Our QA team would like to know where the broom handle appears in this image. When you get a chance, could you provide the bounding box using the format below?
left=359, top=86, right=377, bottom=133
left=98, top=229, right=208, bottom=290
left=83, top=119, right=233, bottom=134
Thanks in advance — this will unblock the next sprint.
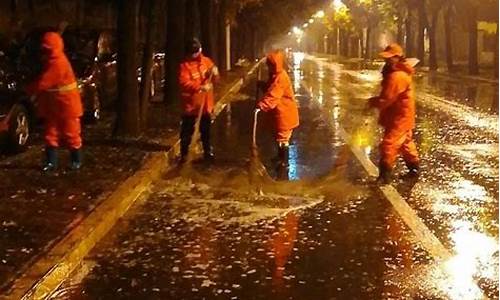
left=196, top=69, right=215, bottom=122
left=252, top=109, right=259, bottom=147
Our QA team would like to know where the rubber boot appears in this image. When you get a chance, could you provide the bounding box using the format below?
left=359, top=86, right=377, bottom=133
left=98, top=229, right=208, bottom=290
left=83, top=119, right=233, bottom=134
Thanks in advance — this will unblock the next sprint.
left=42, top=147, right=58, bottom=172
left=200, top=115, right=214, bottom=162
left=70, top=148, right=82, bottom=170
left=278, top=144, right=289, bottom=167
left=405, top=161, right=420, bottom=178
left=377, top=164, right=392, bottom=184
left=203, top=148, right=215, bottom=162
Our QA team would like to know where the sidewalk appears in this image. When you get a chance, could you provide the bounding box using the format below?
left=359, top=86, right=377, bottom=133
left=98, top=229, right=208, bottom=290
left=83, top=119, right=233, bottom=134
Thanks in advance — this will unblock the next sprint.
left=0, top=64, right=256, bottom=296
left=312, top=52, right=498, bottom=84
left=419, top=66, right=499, bottom=85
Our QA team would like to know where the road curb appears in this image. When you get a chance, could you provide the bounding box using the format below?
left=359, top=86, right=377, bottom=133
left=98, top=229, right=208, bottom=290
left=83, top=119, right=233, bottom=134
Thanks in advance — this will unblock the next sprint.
left=3, top=60, right=264, bottom=300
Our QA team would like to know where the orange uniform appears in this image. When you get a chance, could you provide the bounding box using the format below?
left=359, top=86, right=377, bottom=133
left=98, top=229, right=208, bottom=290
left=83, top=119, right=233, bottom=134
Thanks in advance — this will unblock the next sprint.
left=257, top=51, right=299, bottom=144
left=178, top=45, right=219, bottom=161
left=370, top=59, right=419, bottom=171
left=179, top=53, right=218, bottom=116
left=27, top=32, right=83, bottom=150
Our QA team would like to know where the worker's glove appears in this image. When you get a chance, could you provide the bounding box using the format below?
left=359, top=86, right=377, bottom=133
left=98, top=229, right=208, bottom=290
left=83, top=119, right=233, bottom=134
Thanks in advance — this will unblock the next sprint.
left=211, top=66, right=219, bottom=77
left=254, top=108, right=261, bottom=114
left=200, top=83, right=213, bottom=92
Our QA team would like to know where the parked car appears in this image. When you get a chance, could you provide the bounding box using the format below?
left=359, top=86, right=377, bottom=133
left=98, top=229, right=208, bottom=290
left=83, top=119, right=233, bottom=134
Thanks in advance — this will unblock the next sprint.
left=0, top=28, right=164, bottom=152
left=0, top=49, right=32, bottom=152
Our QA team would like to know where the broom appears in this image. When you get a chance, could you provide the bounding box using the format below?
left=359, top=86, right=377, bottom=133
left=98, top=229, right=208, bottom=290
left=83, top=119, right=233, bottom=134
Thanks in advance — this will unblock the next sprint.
left=185, top=70, right=214, bottom=163
left=248, top=67, right=268, bottom=182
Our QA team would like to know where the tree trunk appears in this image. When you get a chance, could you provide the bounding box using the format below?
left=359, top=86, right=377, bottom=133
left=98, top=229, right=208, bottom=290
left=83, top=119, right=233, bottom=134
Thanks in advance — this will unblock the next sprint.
left=164, top=0, right=186, bottom=104
left=199, top=0, right=215, bottom=58
left=28, top=0, right=36, bottom=19
left=495, top=23, right=498, bottom=78
left=416, top=0, right=427, bottom=64
left=405, top=13, right=414, bottom=56
left=139, top=0, right=159, bottom=128
left=114, top=0, right=140, bottom=138
left=10, top=0, right=18, bottom=22
left=397, top=16, right=404, bottom=45
left=468, top=6, right=479, bottom=75
left=444, top=5, right=454, bottom=71
left=185, top=0, right=201, bottom=40
left=217, top=0, right=227, bottom=70
left=76, top=0, right=85, bottom=27
left=364, top=26, right=371, bottom=59
left=428, top=11, right=439, bottom=71
left=335, top=26, right=340, bottom=55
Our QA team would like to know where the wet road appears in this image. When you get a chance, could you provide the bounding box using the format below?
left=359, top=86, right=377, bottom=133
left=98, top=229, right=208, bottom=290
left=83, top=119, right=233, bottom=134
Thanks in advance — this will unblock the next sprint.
left=52, top=54, right=498, bottom=299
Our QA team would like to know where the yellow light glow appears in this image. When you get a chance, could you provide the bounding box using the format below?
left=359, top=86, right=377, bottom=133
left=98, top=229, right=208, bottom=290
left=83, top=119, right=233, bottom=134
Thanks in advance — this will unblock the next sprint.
left=314, top=10, right=325, bottom=18
left=332, top=0, right=346, bottom=10
left=442, top=220, right=498, bottom=299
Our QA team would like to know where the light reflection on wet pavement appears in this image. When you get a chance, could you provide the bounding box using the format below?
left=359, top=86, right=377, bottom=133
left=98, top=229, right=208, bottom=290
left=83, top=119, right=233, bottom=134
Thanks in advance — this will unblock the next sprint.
left=53, top=53, right=498, bottom=299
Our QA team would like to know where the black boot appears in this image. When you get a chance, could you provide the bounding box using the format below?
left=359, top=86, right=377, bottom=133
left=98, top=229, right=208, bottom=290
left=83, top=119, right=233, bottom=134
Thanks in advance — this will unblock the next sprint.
left=200, top=115, right=214, bottom=162
left=405, top=161, right=420, bottom=178
left=42, top=147, right=58, bottom=172
left=278, top=144, right=289, bottom=167
left=70, top=148, right=82, bottom=170
left=377, top=164, right=392, bottom=184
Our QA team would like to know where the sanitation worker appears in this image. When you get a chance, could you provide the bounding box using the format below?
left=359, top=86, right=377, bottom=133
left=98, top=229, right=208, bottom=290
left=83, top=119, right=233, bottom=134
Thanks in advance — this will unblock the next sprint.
left=368, top=43, right=420, bottom=184
left=178, top=38, right=219, bottom=163
left=27, top=31, right=83, bottom=172
left=256, top=50, right=299, bottom=167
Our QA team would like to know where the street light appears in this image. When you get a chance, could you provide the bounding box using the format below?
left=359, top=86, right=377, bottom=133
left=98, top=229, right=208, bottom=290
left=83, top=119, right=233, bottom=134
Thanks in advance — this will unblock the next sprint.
left=332, top=0, right=346, bottom=10
left=308, top=18, right=314, bottom=24
left=314, top=10, right=325, bottom=18
left=292, top=26, right=303, bottom=35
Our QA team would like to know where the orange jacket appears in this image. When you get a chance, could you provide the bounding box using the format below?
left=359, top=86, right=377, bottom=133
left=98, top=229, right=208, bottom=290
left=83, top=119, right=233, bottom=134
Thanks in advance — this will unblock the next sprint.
left=369, top=59, right=416, bottom=132
left=257, top=51, right=299, bottom=132
left=26, top=32, right=82, bottom=119
left=179, top=53, right=219, bottom=116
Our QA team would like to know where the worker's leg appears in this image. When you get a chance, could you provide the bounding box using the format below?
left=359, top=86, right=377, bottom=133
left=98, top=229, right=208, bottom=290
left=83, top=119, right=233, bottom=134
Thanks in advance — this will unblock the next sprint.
left=199, top=114, right=213, bottom=160
left=180, top=115, right=196, bottom=162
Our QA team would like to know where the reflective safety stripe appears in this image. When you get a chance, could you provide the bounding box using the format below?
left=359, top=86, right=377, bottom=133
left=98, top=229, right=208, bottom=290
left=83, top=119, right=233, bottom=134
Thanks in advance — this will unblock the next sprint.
left=47, top=82, right=78, bottom=92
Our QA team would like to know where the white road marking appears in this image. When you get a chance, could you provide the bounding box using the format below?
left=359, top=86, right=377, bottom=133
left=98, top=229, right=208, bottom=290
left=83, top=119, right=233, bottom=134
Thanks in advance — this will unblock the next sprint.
left=302, top=55, right=489, bottom=299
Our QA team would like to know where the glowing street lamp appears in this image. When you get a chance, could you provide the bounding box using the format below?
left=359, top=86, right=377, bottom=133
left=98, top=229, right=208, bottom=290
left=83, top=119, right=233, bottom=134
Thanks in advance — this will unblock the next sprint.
left=332, top=0, right=346, bottom=10
left=308, top=18, right=314, bottom=24
left=314, top=10, right=325, bottom=18
left=303, top=23, right=309, bottom=28
left=292, top=26, right=303, bottom=35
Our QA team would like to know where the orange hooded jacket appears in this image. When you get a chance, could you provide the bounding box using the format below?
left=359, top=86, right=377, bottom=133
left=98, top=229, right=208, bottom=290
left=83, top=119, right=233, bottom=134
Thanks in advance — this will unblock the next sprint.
left=369, top=59, right=417, bottom=132
left=179, top=53, right=218, bottom=116
left=26, top=32, right=82, bottom=119
left=257, top=51, right=299, bottom=132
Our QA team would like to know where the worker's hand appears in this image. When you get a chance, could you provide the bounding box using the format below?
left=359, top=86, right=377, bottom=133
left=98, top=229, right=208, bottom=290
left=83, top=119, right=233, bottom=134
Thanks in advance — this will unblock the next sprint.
left=211, top=66, right=219, bottom=77
left=254, top=108, right=261, bottom=114
left=200, top=83, right=213, bottom=92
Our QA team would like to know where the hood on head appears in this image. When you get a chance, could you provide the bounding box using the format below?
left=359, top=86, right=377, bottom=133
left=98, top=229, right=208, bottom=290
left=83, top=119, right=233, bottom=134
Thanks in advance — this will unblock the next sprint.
left=41, top=32, right=64, bottom=58
left=266, top=50, right=285, bottom=75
